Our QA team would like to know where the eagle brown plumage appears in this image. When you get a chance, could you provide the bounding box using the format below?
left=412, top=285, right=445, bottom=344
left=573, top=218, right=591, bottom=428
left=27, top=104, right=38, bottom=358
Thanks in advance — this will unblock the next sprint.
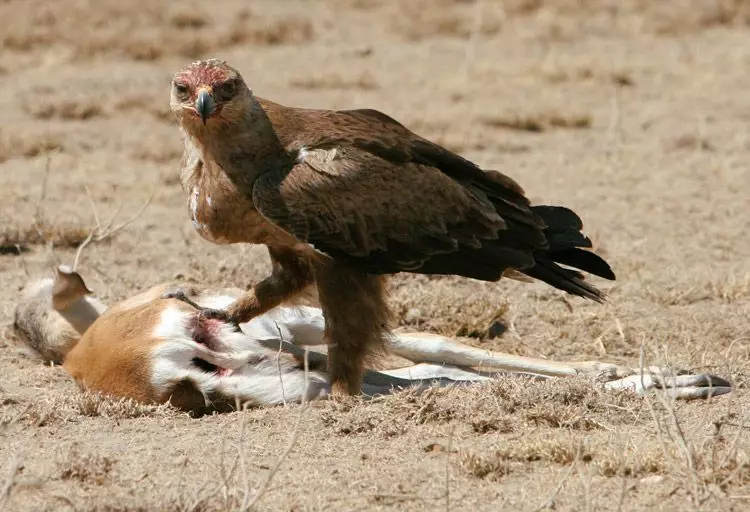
left=170, top=59, right=615, bottom=397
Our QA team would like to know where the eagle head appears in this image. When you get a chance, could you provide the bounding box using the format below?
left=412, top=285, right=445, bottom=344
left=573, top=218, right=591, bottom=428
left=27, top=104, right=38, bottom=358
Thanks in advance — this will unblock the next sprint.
left=170, top=59, right=251, bottom=129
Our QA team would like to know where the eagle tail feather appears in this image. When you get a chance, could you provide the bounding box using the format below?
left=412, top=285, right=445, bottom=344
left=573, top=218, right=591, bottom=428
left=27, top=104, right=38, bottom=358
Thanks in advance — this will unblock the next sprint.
left=521, top=206, right=616, bottom=302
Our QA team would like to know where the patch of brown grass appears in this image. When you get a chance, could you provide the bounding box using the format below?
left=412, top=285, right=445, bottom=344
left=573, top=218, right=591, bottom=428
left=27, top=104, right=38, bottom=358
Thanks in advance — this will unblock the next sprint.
left=459, top=452, right=512, bottom=481
left=459, top=437, right=668, bottom=483
left=496, top=437, right=588, bottom=464
left=0, top=133, right=64, bottom=163
left=131, top=144, right=183, bottom=164
left=649, top=0, right=750, bottom=34
left=24, top=98, right=104, bottom=121
left=644, top=274, right=750, bottom=306
left=390, top=275, right=512, bottom=338
left=1, top=2, right=313, bottom=64
left=58, top=445, right=115, bottom=485
left=72, top=392, right=179, bottom=419
left=481, top=113, right=592, bottom=133
left=320, top=387, right=454, bottom=438
left=463, top=411, right=748, bottom=490
left=112, top=94, right=174, bottom=123
left=290, top=73, right=379, bottom=91
left=240, top=17, right=315, bottom=46
left=10, top=393, right=179, bottom=428
left=322, top=376, right=642, bottom=439
left=594, top=445, right=669, bottom=478
left=544, top=67, right=635, bottom=88
left=122, top=39, right=166, bottom=62
left=169, top=8, right=212, bottom=29
left=670, top=134, right=715, bottom=152
left=390, top=0, right=502, bottom=42
left=0, top=220, right=88, bottom=252
left=115, top=17, right=315, bottom=61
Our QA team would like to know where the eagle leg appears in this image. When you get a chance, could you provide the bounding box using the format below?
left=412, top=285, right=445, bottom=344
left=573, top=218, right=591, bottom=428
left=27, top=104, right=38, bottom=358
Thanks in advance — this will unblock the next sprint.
left=314, top=260, right=391, bottom=397
left=225, top=246, right=315, bottom=324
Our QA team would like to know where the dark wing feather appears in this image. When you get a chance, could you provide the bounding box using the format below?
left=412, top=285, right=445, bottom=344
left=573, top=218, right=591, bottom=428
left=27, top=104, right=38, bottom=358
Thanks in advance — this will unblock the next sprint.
left=255, top=103, right=614, bottom=298
left=252, top=145, right=542, bottom=275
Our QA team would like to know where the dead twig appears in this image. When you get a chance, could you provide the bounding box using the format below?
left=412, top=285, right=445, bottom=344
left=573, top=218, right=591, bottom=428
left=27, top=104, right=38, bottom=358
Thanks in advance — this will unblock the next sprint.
left=0, top=452, right=23, bottom=509
left=533, top=444, right=580, bottom=511
left=72, top=191, right=154, bottom=271
left=33, top=153, right=53, bottom=224
left=651, top=346, right=704, bottom=504
left=15, top=244, right=29, bottom=277
left=241, top=348, right=310, bottom=511
left=639, top=343, right=671, bottom=461
left=30, top=155, right=60, bottom=266
left=444, top=425, right=456, bottom=512
left=274, top=322, right=288, bottom=406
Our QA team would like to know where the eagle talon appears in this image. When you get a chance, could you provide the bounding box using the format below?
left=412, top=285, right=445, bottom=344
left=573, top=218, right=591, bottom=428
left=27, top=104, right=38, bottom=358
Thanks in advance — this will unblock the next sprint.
left=198, top=308, right=242, bottom=332
left=161, top=289, right=202, bottom=310
left=162, top=291, right=241, bottom=332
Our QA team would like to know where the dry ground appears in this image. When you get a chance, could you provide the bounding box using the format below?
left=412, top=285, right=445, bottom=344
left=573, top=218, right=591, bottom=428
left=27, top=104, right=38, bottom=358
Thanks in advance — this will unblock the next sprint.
left=1, top=0, right=749, bottom=510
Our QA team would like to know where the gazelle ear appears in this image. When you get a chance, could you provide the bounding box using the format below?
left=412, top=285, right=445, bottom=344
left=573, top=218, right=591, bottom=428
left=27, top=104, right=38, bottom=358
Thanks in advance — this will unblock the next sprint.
left=52, top=265, right=93, bottom=305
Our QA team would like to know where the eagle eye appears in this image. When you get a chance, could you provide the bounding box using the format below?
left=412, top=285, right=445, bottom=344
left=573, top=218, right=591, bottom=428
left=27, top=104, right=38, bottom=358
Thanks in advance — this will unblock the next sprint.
left=216, top=79, right=237, bottom=101
left=174, top=82, right=189, bottom=96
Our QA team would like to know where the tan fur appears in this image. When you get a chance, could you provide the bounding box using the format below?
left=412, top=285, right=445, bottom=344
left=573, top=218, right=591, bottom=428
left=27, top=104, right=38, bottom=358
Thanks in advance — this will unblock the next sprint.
left=64, top=300, right=182, bottom=403
left=13, top=266, right=106, bottom=363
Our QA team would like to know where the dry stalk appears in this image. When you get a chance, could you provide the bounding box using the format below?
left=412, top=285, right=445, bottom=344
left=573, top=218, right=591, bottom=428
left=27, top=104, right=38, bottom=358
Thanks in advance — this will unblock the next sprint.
left=15, top=243, right=29, bottom=277
left=72, top=190, right=154, bottom=271
left=232, top=409, right=250, bottom=509
left=639, top=343, right=671, bottom=461
left=653, top=348, right=704, bottom=504
left=532, top=442, right=582, bottom=511
left=641, top=343, right=708, bottom=507
left=444, top=424, right=456, bottom=512
left=274, top=322, right=288, bottom=406
left=241, top=348, right=311, bottom=511
left=31, top=154, right=60, bottom=266
left=0, top=453, right=23, bottom=509
left=576, top=444, right=593, bottom=512
left=615, top=476, right=637, bottom=512
left=33, top=153, right=53, bottom=224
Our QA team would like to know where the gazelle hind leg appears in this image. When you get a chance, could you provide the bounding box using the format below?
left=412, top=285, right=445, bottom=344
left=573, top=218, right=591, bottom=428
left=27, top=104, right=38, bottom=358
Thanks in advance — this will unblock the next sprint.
left=604, top=372, right=733, bottom=398
left=386, top=332, right=732, bottom=398
left=235, top=307, right=734, bottom=399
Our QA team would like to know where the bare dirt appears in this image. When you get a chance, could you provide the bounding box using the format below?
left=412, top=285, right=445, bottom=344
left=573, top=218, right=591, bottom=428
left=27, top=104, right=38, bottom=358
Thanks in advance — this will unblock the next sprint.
left=1, top=0, right=749, bottom=510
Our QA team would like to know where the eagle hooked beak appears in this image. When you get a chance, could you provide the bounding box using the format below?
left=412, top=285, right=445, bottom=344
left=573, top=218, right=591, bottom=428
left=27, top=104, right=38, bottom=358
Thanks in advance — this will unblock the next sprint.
left=195, top=88, right=215, bottom=125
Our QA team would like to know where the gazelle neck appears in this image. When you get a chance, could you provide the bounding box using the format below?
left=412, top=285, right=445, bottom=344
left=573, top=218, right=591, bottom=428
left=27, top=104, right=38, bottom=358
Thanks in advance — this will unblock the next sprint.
left=53, top=296, right=107, bottom=336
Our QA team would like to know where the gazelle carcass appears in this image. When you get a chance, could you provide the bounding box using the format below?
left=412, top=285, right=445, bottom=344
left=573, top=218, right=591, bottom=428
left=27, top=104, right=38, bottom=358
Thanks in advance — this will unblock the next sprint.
left=12, top=266, right=732, bottom=414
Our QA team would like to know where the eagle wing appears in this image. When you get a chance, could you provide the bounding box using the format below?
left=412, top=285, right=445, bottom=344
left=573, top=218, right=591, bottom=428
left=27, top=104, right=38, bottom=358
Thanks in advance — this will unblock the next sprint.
left=252, top=108, right=549, bottom=278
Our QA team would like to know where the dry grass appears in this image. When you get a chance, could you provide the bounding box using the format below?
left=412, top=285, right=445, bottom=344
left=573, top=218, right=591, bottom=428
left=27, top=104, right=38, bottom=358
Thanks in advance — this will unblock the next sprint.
left=24, top=98, right=105, bottom=121
left=0, top=0, right=313, bottom=66
left=387, top=0, right=503, bottom=41
left=57, top=446, right=115, bottom=485
left=0, top=221, right=89, bottom=252
left=321, top=377, right=643, bottom=439
left=389, top=276, right=513, bottom=338
left=290, top=73, right=379, bottom=91
left=4, top=392, right=179, bottom=428
left=481, top=113, right=592, bottom=133
left=0, top=132, right=64, bottom=164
